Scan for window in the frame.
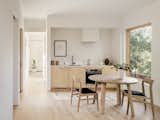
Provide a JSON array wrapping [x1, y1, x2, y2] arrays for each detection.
[[126, 24, 152, 77]]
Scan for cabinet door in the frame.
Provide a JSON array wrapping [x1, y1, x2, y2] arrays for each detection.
[[51, 66, 68, 88], [68, 67, 86, 88]]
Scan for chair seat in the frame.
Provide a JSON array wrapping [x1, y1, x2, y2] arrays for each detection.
[[123, 89, 145, 96], [76, 88, 96, 94]]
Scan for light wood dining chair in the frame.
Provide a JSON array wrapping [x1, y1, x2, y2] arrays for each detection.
[[70, 76, 99, 112], [121, 78, 155, 118]]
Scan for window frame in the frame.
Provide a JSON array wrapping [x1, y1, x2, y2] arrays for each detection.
[[126, 23, 152, 78]]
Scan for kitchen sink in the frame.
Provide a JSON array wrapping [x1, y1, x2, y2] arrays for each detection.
[[69, 64, 81, 66]]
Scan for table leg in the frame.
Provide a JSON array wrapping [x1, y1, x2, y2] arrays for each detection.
[[95, 82, 98, 92], [117, 84, 121, 105], [127, 84, 135, 117], [101, 83, 106, 114], [93, 82, 98, 104]]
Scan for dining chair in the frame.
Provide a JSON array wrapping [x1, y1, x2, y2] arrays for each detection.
[[70, 76, 99, 112], [102, 66, 119, 88], [121, 78, 155, 117]]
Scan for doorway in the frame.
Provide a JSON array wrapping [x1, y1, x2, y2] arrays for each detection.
[[24, 32, 47, 89]]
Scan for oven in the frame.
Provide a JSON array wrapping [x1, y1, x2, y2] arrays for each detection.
[[86, 69, 102, 84]]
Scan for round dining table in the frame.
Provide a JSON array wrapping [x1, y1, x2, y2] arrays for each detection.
[[89, 74, 138, 117]]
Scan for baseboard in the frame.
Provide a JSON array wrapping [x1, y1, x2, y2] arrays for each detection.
[[51, 88, 71, 92], [51, 87, 117, 92]]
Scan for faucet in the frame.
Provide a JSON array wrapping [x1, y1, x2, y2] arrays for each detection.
[[87, 59, 91, 66], [71, 56, 76, 65]]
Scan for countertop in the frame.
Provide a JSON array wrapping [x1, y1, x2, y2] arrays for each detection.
[[51, 65, 114, 69]]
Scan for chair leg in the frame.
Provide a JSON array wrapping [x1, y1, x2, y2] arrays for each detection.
[[126, 99, 130, 115], [151, 100, 155, 118], [87, 96, 89, 104], [70, 93, 73, 105], [93, 82, 98, 104], [150, 86, 155, 118], [77, 95, 81, 112], [121, 92, 124, 105], [93, 95, 96, 104], [144, 99, 147, 111], [96, 94, 99, 111]]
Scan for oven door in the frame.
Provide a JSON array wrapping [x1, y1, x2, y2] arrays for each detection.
[[86, 70, 101, 84]]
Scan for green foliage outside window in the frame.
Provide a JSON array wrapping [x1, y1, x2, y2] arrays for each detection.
[[129, 26, 152, 76]]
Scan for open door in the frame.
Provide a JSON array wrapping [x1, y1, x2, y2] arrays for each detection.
[[20, 28, 23, 93]]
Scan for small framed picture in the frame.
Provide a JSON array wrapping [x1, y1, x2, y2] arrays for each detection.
[[54, 40, 67, 57]]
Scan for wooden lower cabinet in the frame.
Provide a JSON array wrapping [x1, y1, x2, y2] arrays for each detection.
[[51, 66, 86, 88], [51, 65, 118, 89], [51, 66, 69, 88]]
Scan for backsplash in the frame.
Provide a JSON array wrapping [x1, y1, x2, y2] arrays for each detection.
[[51, 28, 113, 65]]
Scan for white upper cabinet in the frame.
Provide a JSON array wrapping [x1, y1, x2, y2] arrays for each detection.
[[82, 29, 99, 42]]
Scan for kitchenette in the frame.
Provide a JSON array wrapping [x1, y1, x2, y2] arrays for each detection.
[[50, 27, 118, 90]]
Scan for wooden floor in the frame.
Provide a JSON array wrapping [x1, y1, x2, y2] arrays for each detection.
[[13, 72, 160, 120]]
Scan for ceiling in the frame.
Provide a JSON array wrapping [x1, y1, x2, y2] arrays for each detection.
[[21, 0, 156, 19]]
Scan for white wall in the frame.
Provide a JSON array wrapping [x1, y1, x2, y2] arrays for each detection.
[[24, 18, 46, 32], [48, 14, 122, 28], [51, 28, 113, 65], [112, 1, 160, 106], [0, 0, 22, 119], [111, 29, 123, 64], [0, 1, 13, 120]]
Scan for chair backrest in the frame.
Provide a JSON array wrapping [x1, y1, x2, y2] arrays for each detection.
[[71, 76, 82, 92], [142, 78, 154, 98], [102, 66, 119, 76], [142, 79, 154, 85]]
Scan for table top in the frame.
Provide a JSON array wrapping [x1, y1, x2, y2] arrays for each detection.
[[89, 74, 138, 84]]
